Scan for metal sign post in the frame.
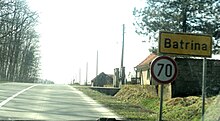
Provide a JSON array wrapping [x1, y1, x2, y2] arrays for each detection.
[[151, 56, 178, 121], [158, 31, 212, 121], [202, 57, 207, 121], [159, 84, 164, 121]]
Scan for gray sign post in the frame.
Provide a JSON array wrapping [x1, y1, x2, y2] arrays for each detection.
[[151, 56, 178, 121]]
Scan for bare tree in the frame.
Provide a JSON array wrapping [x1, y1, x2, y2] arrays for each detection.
[[0, 0, 40, 82]]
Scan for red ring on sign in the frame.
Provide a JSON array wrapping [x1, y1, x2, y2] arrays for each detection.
[[150, 56, 178, 84]]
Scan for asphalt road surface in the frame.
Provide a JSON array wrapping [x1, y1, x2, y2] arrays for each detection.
[[0, 83, 121, 120]]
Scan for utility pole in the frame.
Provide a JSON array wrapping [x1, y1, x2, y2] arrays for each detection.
[[96, 50, 98, 76], [92, 50, 99, 87], [79, 68, 81, 85], [72, 75, 75, 84], [120, 24, 125, 85], [86, 62, 88, 86]]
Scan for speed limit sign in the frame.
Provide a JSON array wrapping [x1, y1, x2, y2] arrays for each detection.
[[151, 56, 178, 84]]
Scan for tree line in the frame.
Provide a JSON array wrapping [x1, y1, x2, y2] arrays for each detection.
[[133, 0, 220, 54], [0, 0, 40, 83]]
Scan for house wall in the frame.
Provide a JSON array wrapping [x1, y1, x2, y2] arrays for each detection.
[[137, 69, 152, 85], [171, 58, 220, 97], [158, 84, 172, 99], [136, 71, 142, 84], [136, 58, 220, 98], [141, 70, 147, 85], [92, 73, 113, 87]]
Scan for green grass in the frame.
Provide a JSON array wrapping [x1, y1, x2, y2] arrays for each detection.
[[74, 86, 158, 121], [0, 80, 10, 83], [74, 85, 219, 121]]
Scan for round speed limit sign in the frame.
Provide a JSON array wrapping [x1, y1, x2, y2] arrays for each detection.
[[151, 56, 178, 84]]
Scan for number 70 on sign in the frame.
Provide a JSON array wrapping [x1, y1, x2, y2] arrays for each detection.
[[150, 56, 178, 84]]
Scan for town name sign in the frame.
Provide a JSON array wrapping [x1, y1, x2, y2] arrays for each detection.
[[159, 31, 212, 57]]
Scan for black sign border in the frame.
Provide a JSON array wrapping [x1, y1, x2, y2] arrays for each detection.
[[159, 31, 212, 58]]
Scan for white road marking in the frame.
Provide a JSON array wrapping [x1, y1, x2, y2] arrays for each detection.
[[0, 84, 38, 108], [68, 85, 123, 120]]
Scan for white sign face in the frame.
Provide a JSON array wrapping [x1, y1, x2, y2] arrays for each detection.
[[151, 56, 178, 84]]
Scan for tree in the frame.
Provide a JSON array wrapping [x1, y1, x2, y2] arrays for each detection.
[[133, 0, 220, 54], [0, 0, 40, 82]]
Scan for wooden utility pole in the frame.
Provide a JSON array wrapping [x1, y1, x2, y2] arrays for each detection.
[[96, 50, 98, 76], [86, 62, 88, 86], [79, 68, 81, 85], [120, 24, 125, 85]]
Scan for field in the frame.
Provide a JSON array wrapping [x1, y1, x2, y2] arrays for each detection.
[[74, 85, 219, 121]]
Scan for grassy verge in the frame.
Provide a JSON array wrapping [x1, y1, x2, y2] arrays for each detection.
[[74, 86, 158, 121], [0, 80, 10, 83], [74, 85, 219, 121]]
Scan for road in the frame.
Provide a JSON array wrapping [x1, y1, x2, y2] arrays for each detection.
[[0, 83, 121, 120]]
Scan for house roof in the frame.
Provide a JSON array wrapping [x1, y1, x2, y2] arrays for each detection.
[[135, 53, 157, 70], [91, 72, 113, 82], [135, 53, 220, 71]]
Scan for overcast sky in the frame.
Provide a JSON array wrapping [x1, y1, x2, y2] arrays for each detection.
[[27, 0, 150, 84]]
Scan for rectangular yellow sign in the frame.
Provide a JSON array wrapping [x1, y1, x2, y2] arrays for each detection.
[[159, 31, 212, 57]]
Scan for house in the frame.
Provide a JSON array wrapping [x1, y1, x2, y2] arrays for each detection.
[[134, 53, 158, 85], [135, 53, 220, 98], [91, 72, 113, 87]]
